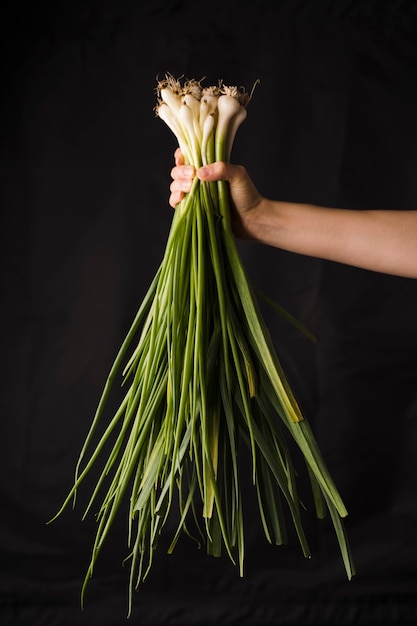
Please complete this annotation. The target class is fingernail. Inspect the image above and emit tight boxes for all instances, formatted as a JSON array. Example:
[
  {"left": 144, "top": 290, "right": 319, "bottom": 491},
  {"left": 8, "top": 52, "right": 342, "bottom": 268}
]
[{"left": 199, "top": 166, "right": 209, "bottom": 177}]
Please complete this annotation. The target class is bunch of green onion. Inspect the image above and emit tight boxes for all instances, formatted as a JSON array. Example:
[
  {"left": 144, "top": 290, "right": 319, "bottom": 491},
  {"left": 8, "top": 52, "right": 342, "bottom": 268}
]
[{"left": 51, "top": 74, "right": 355, "bottom": 615}]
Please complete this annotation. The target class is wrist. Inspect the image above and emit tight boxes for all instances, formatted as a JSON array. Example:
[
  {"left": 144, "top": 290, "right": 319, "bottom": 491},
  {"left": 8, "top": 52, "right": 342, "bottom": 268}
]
[{"left": 241, "top": 197, "right": 284, "bottom": 245}]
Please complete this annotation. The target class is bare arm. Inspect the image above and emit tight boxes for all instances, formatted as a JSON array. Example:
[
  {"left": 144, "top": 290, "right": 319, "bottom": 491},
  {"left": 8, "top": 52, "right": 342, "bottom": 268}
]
[
  {"left": 169, "top": 151, "right": 417, "bottom": 279},
  {"left": 248, "top": 198, "right": 417, "bottom": 279}
]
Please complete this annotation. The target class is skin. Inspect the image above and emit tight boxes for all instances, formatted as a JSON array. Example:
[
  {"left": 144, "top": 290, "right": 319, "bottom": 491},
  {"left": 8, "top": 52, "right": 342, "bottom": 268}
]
[{"left": 170, "top": 148, "right": 417, "bottom": 279}]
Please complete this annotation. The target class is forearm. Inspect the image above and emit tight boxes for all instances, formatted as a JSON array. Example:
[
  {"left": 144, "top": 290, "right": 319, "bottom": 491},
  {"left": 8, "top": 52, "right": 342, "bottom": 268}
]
[{"left": 247, "top": 199, "right": 417, "bottom": 279}]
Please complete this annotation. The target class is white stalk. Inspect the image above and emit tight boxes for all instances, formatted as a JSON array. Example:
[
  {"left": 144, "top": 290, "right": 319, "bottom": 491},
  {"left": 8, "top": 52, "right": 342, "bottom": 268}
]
[
  {"left": 157, "top": 103, "right": 191, "bottom": 163},
  {"left": 225, "top": 106, "right": 247, "bottom": 161},
  {"left": 201, "top": 113, "right": 215, "bottom": 166},
  {"left": 183, "top": 94, "right": 202, "bottom": 142},
  {"left": 160, "top": 87, "right": 182, "bottom": 113},
  {"left": 215, "top": 94, "right": 242, "bottom": 162},
  {"left": 199, "top": 91, "right": 219, "bottom": 132},
  {"left": 178, "top": 102, "right": 201, "bottom": 166}
]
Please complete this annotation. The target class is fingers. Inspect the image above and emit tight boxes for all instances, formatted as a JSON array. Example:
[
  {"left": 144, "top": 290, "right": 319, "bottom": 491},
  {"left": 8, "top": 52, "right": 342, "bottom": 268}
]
[
  {"left": 169, "top": 190, "right": 184, "bottom": 208},
  {"left": 169, "top": 159, "right": 195, "bottom": 208},
  {"left": 174, "top": 147, "right": 184, "bottom": 166}
]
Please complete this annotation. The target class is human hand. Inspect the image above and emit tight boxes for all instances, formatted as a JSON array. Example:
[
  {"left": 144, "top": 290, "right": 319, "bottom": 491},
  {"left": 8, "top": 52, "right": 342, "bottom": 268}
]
[{"left": 169, "top": 148, "right": 264, "bottom": 239}]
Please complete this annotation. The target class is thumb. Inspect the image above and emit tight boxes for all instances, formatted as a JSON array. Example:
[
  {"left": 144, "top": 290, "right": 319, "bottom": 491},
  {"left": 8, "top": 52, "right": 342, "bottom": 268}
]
[{"left": 197, "top": 162, "right": 233, "bottom": 182}]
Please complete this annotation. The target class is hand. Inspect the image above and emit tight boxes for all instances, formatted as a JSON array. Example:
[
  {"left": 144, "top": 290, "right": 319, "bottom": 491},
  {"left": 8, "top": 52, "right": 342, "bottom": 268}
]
[{"left": 169, "top": 148, "right": 264, "bottom": 239}]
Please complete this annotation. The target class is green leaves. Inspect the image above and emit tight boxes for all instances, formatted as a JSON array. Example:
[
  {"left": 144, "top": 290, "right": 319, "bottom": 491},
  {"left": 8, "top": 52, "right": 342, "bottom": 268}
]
[{"left": 50, "top": 76, "right": 355, "bottom": 617}]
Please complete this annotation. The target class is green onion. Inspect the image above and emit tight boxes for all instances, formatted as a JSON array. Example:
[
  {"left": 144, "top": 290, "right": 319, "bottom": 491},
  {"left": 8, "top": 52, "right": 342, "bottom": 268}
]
[{"left": 50, "top": 74, "right": 355, "bottom": 616}]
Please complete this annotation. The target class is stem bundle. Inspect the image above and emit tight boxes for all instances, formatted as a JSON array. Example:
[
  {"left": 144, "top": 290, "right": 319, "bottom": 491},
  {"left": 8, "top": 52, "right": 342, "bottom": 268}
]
[{"left": 50, "top": 75, "right": 355, "bottom": 616}]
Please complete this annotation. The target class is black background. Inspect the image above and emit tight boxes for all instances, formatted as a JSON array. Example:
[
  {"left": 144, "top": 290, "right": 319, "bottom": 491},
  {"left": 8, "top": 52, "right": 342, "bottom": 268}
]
[{"left": 2, "top": 1, "right": 417, "bottom": 624}]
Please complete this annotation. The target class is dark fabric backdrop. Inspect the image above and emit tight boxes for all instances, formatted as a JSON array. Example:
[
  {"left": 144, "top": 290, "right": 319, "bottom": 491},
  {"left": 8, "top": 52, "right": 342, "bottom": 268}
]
[{"left": 2, "top": 1, "right": 417, "bottom": 624}]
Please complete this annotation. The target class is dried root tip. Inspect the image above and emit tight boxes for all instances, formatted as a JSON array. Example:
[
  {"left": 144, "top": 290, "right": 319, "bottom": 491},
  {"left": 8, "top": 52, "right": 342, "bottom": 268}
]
[
  {"left": 156, "top": 72, "right": 184, "bottom": 97},
  {"left": 182, "top": 78, "right": 203, "bottom": 100},
  {"left": 219, "top": 79, "right": 260, "bottom": 108}
]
